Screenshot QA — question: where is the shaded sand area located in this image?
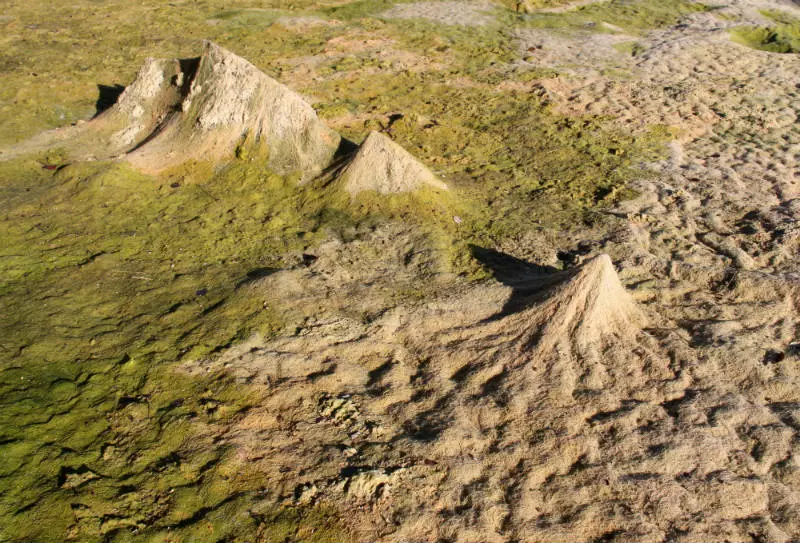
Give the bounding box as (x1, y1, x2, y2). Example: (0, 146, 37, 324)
(1, 0, 799, 541)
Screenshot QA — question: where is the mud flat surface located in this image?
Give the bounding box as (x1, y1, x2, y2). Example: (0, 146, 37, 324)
(0, 0, 799, 541)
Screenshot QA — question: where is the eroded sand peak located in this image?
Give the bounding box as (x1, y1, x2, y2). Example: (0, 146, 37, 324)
(125, 41, 340, 178)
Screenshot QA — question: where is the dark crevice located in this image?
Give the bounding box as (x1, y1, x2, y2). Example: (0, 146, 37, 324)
(166, 491, 245, 529)
(94, 84, 125, 117)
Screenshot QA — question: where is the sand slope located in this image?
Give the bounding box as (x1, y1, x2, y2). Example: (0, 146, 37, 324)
(186, 247, 738, 542)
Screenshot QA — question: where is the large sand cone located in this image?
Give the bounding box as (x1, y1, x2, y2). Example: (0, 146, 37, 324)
(340, 131, 448, 195)
(501, 254, 648, 403)
(2, 42, 340, 180)
(126, 42, 340, 178)
(428, 253, 647, 402)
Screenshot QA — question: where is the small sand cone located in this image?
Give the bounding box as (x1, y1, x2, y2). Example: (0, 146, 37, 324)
(340, 131, 448, 195)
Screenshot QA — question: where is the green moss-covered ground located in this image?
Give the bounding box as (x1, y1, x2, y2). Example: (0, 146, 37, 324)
(0, 0, 685, 540)
(729, 9, 800, 54)
(0, 157, 354, 541)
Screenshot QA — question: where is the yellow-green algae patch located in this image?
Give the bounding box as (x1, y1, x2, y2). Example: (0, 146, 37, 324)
(0, 157, 355, 541)
(0, 149, 473, 540)
(729, 9, 800, 54)
(314, 71, 670, 245)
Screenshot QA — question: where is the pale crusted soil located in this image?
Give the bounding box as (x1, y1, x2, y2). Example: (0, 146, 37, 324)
(526, 8, 800, 276)
(381, 1, 499, 26)
(189, 221, 799, 542)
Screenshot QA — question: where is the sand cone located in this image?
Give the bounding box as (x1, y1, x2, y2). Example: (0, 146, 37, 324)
(126, 42, 340, 178)
(521, 254, 646, 354)
(340, 131, 448, 195)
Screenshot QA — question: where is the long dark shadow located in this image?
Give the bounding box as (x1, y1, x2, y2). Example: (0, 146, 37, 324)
(469, 244, 564, 320)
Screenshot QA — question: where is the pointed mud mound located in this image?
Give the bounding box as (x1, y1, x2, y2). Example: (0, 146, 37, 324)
(3, 42, 340, 179)
(484, 253, 650, 408)
(340, 131, 448, 195)
(520, 254, 647, 354)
